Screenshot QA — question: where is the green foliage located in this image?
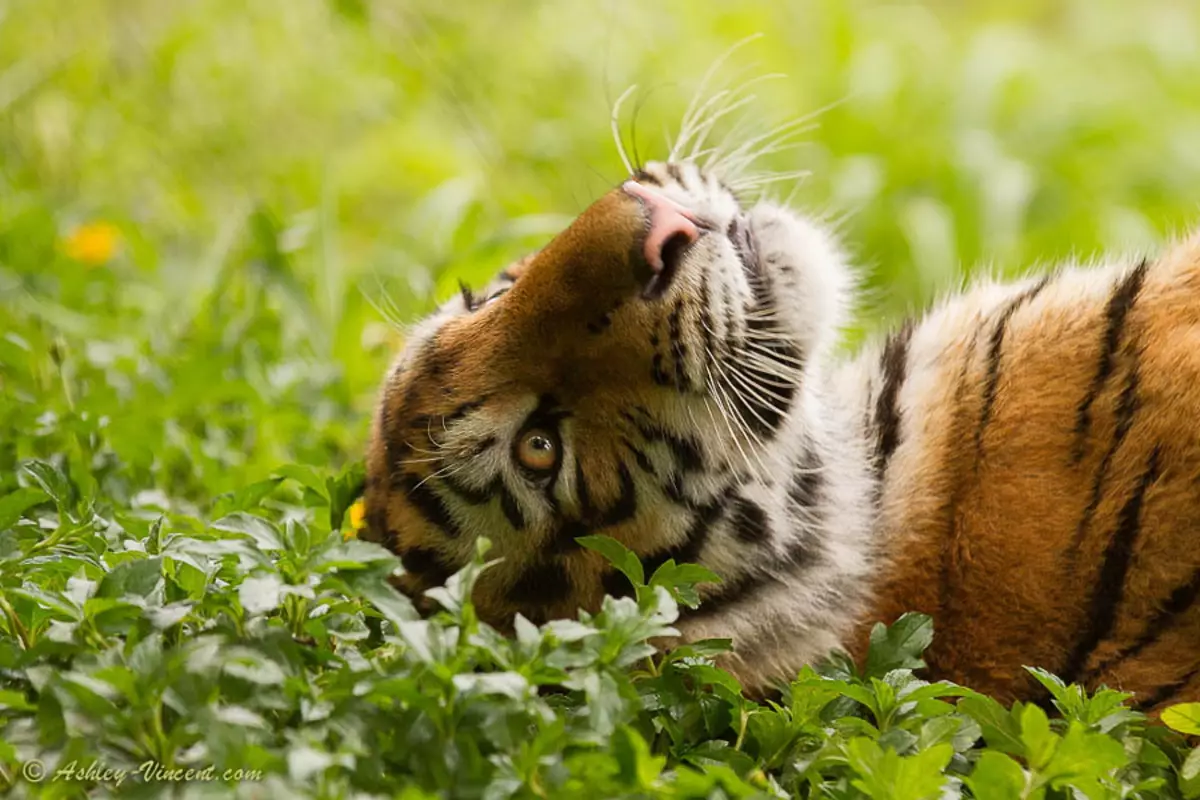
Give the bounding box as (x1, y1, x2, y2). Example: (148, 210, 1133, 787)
(2, 487, 1199, 798)
(2, 0, 1200, 797)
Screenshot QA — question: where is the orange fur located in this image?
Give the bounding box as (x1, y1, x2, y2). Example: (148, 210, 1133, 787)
(365, 162, 1200, 711)
(859, 236, 1200, 711)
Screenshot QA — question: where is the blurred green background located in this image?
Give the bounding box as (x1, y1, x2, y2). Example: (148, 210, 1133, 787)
(2, 0, 1199, 510)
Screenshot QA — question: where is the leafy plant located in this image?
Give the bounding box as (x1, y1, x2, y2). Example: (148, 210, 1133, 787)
(3, 1, 1200, 797)
(1, 480, 1197, 798)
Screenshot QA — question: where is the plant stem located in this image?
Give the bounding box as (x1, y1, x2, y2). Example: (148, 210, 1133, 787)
(0, 593, 31, 649)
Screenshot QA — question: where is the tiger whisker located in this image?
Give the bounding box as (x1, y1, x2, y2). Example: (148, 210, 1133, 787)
(611, 83, 639, 176)
(670, 33, 764, 162)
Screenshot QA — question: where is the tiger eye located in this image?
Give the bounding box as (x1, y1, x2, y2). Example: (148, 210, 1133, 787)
(516, 429, 558, 472)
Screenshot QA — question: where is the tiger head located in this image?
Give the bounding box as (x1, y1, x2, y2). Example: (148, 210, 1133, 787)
(363, 160, 872, 690)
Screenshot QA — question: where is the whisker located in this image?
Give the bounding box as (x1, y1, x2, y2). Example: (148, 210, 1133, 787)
(670, 33, 764, 162)
(705, 354, 772, 476)
(686, 73, 788, 164)
(611, 84, 639, 175)
(704, 367, 766, 478)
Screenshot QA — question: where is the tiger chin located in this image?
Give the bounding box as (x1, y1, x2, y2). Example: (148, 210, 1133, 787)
(363, 158, 1200, 713)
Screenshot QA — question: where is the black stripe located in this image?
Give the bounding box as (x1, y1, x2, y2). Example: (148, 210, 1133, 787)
(680, 534, 814, 622)
(462, 435, 498, 460)
(1069, 359, 1141, 555)
(586, 301, 619, 334)
(874, 320, 914, 480)
(551, 463, 638, 553)
(721, 280, 735, 361)
(440, 473, 495, 505)
(623, 410, 705, 472)
(730, 497, 771, 544)
(397, 473, 462, 539)
(1135, 664, 1200, 712)
(665, 162, 684, 185)
(444, 397, 488, 425)
(365, 507, 391, 550)
(651, 352, 672, 386)
(633, 168, 663, 187)
(598, 464, 637, 526)
(662, 474, 689, 507)
(399, 546, 455, 586)
(575, 459, 594, 517)
(1090, 566, 1200, 676)
(788, 444, 824, 513)
(975, 278, 1050, 458)
(669, 300, 689, 391)
(699, 271, 715, 367)
(621, 437, 656, 476)
(1060, 445, 1161, 684)
(640, 491, 730, 576)
(418, 333, 451, 380)
(1073, 259, 1149, 463)
(458, 280, 477, 310)
(499, 486, 526, 531)
(383, 417, 414, 473)
(508, 559, 573, 607)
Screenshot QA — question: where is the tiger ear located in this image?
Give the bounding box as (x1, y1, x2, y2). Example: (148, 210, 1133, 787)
(498, 252, 536, 284)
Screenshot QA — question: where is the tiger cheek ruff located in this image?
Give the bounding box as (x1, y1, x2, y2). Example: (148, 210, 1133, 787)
(364, 157, 1200, 712)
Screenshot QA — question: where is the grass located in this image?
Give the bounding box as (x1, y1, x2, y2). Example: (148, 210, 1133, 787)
(2, 0, 1200, 796)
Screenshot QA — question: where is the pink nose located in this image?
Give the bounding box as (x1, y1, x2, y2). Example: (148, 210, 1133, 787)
(622, 180, 701, 273)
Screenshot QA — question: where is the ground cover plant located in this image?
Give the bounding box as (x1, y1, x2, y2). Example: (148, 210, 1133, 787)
(3, 0, 1200, 797)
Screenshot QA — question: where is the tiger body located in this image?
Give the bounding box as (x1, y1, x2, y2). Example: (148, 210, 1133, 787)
(364, 157, 1200, 711)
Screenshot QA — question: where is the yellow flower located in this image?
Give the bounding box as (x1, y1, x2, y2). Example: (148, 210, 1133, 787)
(344, 499, 366, 540)
(62, 221, 121, 266)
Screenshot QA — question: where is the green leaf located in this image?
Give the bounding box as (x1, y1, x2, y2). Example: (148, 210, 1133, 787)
(211, 512, 286, 552)
(20, 460, 77, 518)
(1025, 666, 1084, 717)
(0, 486, 49, 529)
(8, 586, 81, 621)
(1183, 746, 1200, 782)
(847, 737, 953, 800)
(273, 464, 331, 503)
(648, 560, 722, 608)
(864, 613, 933, 678)
(209, 478, 283, 518)
(611, 726, 666, 789)
(1163, 703, 1200, 736)
(238, 573, 284, 615)
(342, 571, 418, 627)
(966, 751, 1027, 800)
(1019, 702, 1057, 771)
(958, 694, 1026, 757)
(0, 688, 35, 711)
(578, 534, 644, 588)
(96, 557, 162, 599)
(1040, 721, 1129, 793)
(310, 539, 399, 572)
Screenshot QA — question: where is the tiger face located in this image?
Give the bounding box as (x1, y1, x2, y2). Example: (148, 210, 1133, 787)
(363, 160, 870, 671)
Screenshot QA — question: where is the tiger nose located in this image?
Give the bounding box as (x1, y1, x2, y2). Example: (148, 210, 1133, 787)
(622, 180, 701, 273)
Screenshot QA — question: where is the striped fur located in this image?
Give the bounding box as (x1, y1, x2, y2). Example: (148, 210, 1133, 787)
(365, 158, 1200, 712)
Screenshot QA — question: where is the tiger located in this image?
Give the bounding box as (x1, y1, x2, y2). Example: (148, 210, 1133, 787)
(362, 152, 1200, 712)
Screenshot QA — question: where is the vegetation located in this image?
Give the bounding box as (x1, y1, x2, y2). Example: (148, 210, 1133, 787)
(2, 0, 1200, 796)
